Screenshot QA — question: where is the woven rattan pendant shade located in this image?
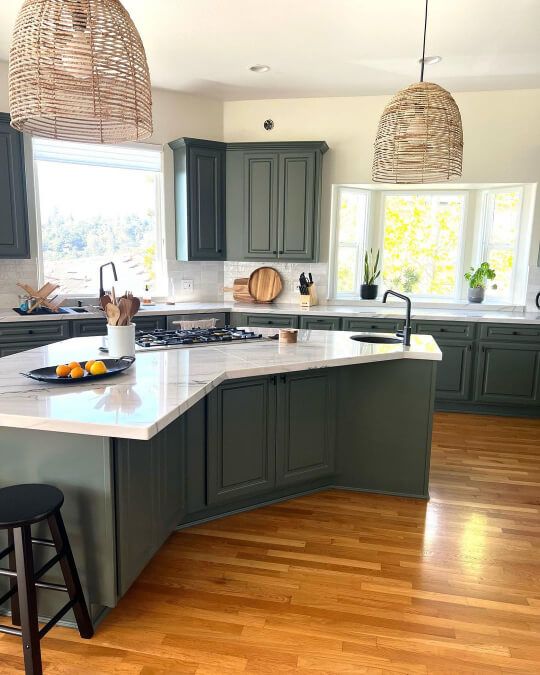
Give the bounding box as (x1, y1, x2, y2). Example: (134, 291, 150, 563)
(9, 0, 153, 144)
(372, 81, 463, 183)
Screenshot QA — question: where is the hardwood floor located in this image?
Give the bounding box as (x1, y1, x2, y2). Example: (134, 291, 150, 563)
(1, 412, 539, 674)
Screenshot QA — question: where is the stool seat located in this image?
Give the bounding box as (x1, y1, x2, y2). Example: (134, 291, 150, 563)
(0, 484, 64, 528)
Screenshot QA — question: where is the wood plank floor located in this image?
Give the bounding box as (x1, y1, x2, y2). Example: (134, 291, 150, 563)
(1, 412, 539, 674)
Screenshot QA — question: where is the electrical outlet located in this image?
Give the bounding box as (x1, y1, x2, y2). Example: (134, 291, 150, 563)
(182, 279, 194, 292)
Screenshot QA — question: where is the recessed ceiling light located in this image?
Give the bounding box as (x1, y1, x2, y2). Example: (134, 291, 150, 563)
(249, 64, 270, 73)
(418, 55, 442, 65)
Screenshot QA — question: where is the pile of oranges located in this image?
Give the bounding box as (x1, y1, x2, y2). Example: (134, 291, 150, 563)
(55, 360, 108, 379)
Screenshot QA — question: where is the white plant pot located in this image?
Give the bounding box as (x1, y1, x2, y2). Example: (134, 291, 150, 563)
(107, 323, 136, 358)
(468, 287, 485, 303)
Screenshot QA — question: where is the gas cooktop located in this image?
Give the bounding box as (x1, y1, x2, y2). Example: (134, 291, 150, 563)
(135, 326, 265, 350)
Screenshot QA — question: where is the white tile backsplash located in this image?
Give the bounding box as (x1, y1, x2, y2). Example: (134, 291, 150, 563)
(0, 258, 39, 308)
(224, 261, 329, 303)
(526, 266, 540, 311)
(166, 259, 224, 302)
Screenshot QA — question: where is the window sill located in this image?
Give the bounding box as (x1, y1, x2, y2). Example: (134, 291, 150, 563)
(328, 297, 525, 312)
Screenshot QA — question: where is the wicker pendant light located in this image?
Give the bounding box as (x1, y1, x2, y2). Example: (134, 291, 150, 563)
(9, 0, 153, 144)
(372, 0, 463, 183)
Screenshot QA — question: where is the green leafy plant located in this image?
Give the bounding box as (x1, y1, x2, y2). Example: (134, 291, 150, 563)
(390, 266, 421, 294)
(363, 248, 381, 285)
(464, 262, 497, 289)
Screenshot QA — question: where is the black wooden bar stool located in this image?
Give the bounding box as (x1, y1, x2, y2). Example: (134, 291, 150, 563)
(0, 484, 94, 675)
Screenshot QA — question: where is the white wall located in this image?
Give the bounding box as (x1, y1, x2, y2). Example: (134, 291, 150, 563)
(223, 89, 540, 309)
(0, 61, 225, 305)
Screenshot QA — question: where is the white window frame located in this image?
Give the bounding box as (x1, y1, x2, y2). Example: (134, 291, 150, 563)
(378, 189, 468, 301)
(33, 139, 166, 298)
(329, 186, 371, 299)
(477, 186, 524, 304)
(328, 183, 533, 306)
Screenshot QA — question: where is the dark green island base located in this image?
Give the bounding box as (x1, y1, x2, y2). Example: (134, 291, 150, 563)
(0, 359, 436, 628)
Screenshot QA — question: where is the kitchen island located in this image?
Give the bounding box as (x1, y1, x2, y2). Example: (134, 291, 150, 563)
(0, 329, 440, 628)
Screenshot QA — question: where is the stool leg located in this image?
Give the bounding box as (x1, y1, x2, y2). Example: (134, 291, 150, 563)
(13, 525, 42, 675)
(47, 512, 94, 639)
(7, 528, 21, 626)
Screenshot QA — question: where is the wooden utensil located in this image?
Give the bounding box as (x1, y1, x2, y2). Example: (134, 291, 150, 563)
(129, 295, 140, 318)
(99, 294, 112, 310)
(117, 297, 132, 326)
(248, 267, 283, 303)
(105, 303, 120, 326)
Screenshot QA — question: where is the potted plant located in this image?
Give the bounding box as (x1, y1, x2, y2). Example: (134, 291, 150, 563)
(361, 248, 381, 300)
(464, 262, 497, 303)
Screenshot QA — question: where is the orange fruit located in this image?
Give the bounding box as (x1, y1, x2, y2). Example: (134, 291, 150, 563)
(89, 361, 108, 376)
(69, 366, 85, 379)
(67, 361, 81, 371)
(55, 364, 71, 378)
(85, 360, 96, 373)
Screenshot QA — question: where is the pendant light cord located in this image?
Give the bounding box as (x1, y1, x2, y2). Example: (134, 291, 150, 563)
(420, 0, 429, 82)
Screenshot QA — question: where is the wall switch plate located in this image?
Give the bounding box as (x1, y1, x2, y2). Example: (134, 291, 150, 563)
(182, 279, 194, 292)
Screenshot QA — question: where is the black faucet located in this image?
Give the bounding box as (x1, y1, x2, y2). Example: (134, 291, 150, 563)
(382, 289, 412, 346)
(99, 262, 118, 298)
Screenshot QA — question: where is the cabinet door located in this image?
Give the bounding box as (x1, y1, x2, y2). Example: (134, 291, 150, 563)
(133, 315, 166, 332)
(277, 152, 315, 260)
(299, 316, 341, 331)
(435, 339, 473, 401)
(243, 153, 279, 259)
(0, 115, 29, 258)
(475, 342, 540, 406)
(188, 145, 225, 260)
(241, 313, 298, 329)
(207, 376, 276, 504)
(276, 370, 336, 486)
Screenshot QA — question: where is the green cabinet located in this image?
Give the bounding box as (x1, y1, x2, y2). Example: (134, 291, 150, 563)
(166, 312, 227, 329)
(0, 113, 29, 258)
(115, 416, 185, 596)
(0, 320, 70, 355)
(299, 315, 342, 331)
(226, 141, 328, 262)
(231, 312, 298, 329)
(207, 376, 276, 505)
(169, 137, 226, 261)
(342, 317, 402, 333)
(71, 318, 107, 337)
(475, 342, 540, 406)
(433, 340, 473, 401)
(276, 370, 336, 486)
(132, 315, 167, 332)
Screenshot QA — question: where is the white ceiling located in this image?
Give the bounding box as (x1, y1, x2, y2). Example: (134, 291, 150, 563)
(0, 0, 539, 100)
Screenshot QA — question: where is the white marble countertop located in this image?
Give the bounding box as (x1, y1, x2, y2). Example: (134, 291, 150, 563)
(0, 330, 441, 440)
(1, 301, 539, 324)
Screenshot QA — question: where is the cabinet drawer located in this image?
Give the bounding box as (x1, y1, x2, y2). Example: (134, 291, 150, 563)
(133, 315, 166, 332)
(0, 321, 70, 344)
(166, 313, 226, 329)
(241, 313, 298, 329)
(415, 321, 475, 340)
(342, 317, 401, 332)
(299, 316, 341, 331)
(479, 323, 540, 342)
(71, 319, 107, 337)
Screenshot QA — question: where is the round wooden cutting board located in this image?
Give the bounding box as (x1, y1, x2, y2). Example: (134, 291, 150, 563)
(248, 267, 283, 303)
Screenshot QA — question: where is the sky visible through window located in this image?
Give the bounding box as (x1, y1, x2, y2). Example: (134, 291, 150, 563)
(37, 159, 160, 297)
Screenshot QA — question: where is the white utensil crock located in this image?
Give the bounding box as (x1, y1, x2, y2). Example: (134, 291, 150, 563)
(107, 323, 136, 358)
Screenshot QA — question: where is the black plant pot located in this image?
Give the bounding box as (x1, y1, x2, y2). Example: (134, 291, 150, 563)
(360, 284, 378, 300)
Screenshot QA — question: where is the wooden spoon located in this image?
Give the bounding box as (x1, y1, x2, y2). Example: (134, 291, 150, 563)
(129, 296, 140, 320)
(117, 297, 131, 326)
(99, 294, 112, 311)
(105, 303, 120, 326)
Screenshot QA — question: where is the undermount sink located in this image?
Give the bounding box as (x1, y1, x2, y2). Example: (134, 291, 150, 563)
(350, 335, 403, 344)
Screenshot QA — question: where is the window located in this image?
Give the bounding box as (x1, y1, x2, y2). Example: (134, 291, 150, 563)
(332, 187, 369, 296)
(330, 184, 532, 305)
(34, 139, 164, 297)
(479, 187, 522, 302)
(382, 193, 465, 298)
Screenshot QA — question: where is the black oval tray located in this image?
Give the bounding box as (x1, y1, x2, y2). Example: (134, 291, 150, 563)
(21, 356, 135, 384)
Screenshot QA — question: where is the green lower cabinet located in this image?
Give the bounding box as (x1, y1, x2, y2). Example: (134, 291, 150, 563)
(133, 315, 167, 332)
(276, 369, 336, 486)
(433, 339, 473, 401)
(207, 376, 276, 505)
(299, 315, 341, 331)
(475, 342, 540, 406)
(115, 415, 185, 596)
(71, 318, 107, 337)
(234, 313, 299, 329)
(341, 317, 402, 333)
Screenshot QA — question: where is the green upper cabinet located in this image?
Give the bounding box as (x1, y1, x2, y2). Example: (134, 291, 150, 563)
(226, 141, 328, 262)
(0, 113, 30, 258)
(169, 137, 226, 261)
